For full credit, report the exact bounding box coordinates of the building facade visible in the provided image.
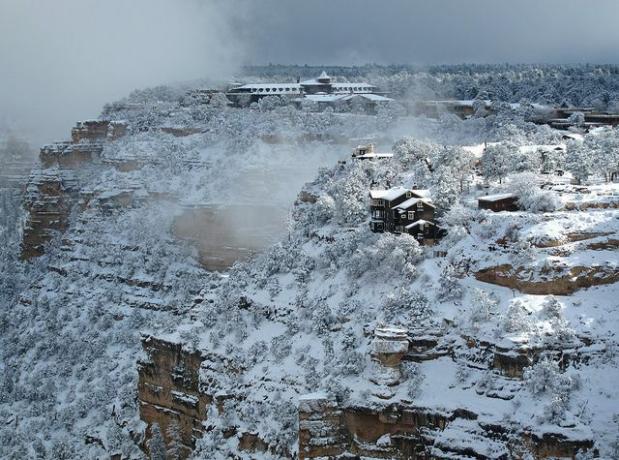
[478,193,519,212]
[369,186,439,244]
[226,71,392,110]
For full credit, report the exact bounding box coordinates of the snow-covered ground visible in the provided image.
[1,75,619,459]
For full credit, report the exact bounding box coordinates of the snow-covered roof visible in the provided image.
[302,93,392,103]
[411,189,431,199]
[395,197,435,210]
[369,186,410,201]
[353,152,393,160]
[346,93,392,102]
[478,193,517,202]
[405,219,436,229]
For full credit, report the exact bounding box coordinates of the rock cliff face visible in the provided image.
[21,168,79,259]
[475,263,619,295]
[21,120,128,259]
[138,336,210,458]
[137,329,597,459]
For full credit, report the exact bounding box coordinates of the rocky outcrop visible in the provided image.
[21,119,127,259]
[21,169,79,259]
[138,336,210,458]
[138,330,597,460]
[298,397,596,459]
[71,119,127,143]
[475,263,619,295]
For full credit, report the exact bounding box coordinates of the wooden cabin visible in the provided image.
[478,193,519,212]
[369,187,439,244]
[369,186,414,232]
[392,196,436,233]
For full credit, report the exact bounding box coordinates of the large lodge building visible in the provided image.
[226,71,393,110]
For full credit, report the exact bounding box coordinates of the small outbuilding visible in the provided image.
[478,193,519,212]
[352,144,393,160]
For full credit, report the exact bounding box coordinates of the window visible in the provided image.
[417,202,424,209]
[285,88,290,91]
[408,211,414,220]
[406,191,412,198]
[258,88,264,92]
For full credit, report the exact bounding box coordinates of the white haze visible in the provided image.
[0,0,244,146]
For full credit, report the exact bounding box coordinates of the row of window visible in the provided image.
[250,87,301,93]
[248,86,371,94]
[373,209,424,220]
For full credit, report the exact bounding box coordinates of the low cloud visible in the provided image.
[0,0,244,145]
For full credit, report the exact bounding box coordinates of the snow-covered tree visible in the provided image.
[481,143,513,184]
[565,141,595,184]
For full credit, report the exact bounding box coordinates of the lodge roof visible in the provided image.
[370,187,431,202]
[353,152,394,160]
[395,197,435,210]
[478,193,517,202]
[301,93,392,103]
[369,186,409,201]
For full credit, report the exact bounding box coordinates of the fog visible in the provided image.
[0,0,244,145]
[3,0,619,147]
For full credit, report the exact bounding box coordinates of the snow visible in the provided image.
[405,219,435,229]
[353,152,393,160]
[395,197,435,209]
[478,193,516,202]
[369,186,409,201]
[4,66,619,460]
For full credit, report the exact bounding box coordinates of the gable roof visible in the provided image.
[405,219,436,229]
[395,197,436,210]
[369,186,410,201]
[410,189,431,199]
[478,193,517,202]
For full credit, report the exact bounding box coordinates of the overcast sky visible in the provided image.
[242,0,619,65]
[2,0,619,144]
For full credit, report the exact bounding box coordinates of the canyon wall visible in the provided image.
[21,120,127,259]
[137,331,597,459]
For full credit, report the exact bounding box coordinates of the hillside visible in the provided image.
[0,67,618,459]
